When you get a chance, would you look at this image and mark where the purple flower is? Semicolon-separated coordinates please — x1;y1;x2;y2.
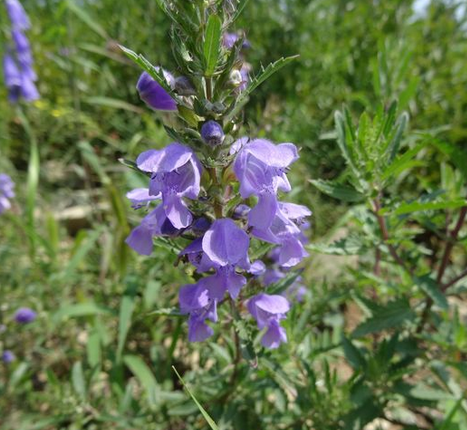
179;280;218;342
136;143;202;229
248;293;290;349
14;307;37;324
1;350;15;364
200;218;250;299
137;71;177;111
5;0;30;31
180;237;215;273
249;260;266;276
233;138;299;231
201;121;225;146
252;202;311;267
0;173;15;214
126;204;179;256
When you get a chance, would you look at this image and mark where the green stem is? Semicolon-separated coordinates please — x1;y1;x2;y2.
17;107;39;260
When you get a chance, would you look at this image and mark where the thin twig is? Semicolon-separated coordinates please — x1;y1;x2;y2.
442;267;467;292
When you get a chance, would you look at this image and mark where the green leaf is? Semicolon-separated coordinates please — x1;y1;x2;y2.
146;307;183;317
53;303;114;323
415;275;449;310
381;141;428;180
335;110;360;178
342;337;366;370
203;15;222;76
386;112;409;162
231;0;251;23
59;228;103;280
66;0;108;39
266;270;303;295
72;361;86;401
229;55;298;115
431;139;467;181
307;235;367;256
123;355;158;405
409;384;455;401
84;97;144;114
172;366;219;430
383;199;467;216
9;362;29;389
87;330;101;368
117;291;137;362
310;179;365;202
352;299;416;337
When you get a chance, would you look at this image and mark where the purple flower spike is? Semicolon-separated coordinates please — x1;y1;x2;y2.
233;139;299;231
5;0;30;31
248;293;290;349
137;71;177;111
136;143;202;229
14;307;37;324
0;173;15;214
1;350;15;364
201;121;225;146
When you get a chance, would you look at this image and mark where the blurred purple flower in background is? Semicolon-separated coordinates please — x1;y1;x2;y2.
6;0;30;31
14;307;37;324
1;350;15;364
137;70;177;111
3;0;39;102
0;174;15;214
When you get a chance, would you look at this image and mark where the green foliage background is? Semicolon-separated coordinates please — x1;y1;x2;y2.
1;0;467;429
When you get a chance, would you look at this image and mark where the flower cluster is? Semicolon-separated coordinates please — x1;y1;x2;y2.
3;0;39;102
122;2;310;349
0;174;15;215
126;135;310;348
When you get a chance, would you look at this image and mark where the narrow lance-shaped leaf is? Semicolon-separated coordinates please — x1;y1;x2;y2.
386;111;409;163
227;55;299;117
204;15;222;76
335;110;361;179
310;179;365;202
172;366;220;430
231;0;251;23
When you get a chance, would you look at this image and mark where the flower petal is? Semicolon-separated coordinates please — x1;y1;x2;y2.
202;219;249;267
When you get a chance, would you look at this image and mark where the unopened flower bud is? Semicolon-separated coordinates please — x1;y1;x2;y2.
229;69;243;87
137;70;177;111
174;76;196;96
201;121;225;146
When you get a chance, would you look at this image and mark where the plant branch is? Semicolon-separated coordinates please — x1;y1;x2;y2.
417;204;467;333
373;198;412;275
